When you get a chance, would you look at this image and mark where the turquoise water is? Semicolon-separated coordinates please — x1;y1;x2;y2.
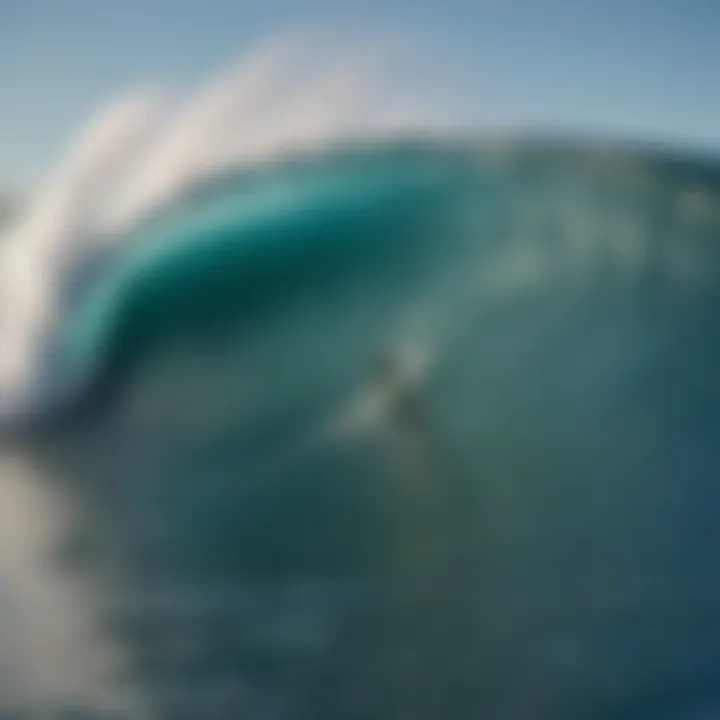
6;139;720;718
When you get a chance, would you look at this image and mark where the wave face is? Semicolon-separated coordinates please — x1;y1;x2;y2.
5;35;720;720
4;138;720;719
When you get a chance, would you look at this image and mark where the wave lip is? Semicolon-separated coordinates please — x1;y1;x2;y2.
0;32;453;424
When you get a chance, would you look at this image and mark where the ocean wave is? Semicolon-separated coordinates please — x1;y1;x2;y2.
0;30;453;424
5;29;720;719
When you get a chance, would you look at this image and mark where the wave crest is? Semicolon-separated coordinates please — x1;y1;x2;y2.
0;31;452;419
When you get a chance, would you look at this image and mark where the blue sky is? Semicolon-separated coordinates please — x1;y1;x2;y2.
1;0;719;190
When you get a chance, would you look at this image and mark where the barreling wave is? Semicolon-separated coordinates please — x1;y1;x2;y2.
14;137;720;434
0;30;457;428
5;30;720;720
6;28;720;438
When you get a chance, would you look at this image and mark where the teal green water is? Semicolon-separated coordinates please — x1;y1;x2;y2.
11;140;720;718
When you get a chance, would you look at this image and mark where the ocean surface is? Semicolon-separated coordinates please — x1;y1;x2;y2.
1;137;720;719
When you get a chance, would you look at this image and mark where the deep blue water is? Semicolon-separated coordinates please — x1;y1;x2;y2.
4;139;720;718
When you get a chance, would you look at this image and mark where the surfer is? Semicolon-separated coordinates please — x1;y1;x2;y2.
370;352;425;427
